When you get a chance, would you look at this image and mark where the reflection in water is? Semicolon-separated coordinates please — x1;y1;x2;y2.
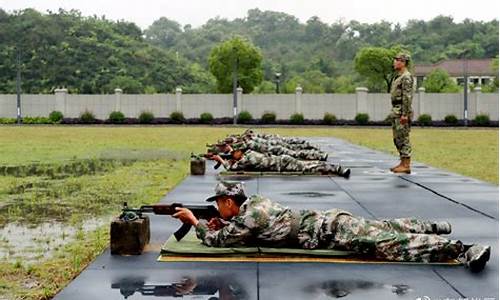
305;279;411;298
111;275;247;300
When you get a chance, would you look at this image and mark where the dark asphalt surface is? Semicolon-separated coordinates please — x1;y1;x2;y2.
55;137;498;300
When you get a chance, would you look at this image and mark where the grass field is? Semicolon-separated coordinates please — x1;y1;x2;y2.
0;126;497;299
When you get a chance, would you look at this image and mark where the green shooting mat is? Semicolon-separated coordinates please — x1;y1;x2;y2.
158;231;460;265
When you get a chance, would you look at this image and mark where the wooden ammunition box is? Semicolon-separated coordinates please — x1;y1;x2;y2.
190;158;206;175
110;216;150;255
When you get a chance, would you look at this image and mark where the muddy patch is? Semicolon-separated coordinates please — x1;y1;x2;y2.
0;217;109;264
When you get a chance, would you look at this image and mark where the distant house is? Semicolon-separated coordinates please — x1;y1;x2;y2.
414;58;496;88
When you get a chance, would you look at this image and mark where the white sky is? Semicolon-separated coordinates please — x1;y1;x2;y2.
0;0;499;29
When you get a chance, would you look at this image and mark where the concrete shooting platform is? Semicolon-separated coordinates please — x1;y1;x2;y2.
55;137;499;300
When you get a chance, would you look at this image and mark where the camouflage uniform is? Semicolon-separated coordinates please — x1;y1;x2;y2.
249;136;319;151
195;195;464;263
236;140;328;161
389;69;413;158
222;150;341;175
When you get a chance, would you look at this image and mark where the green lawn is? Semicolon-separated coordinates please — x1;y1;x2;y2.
0;126;497;299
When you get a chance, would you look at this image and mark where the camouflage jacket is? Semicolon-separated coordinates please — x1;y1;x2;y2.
195;195;351;248
222;150;277;171
390;70;414;116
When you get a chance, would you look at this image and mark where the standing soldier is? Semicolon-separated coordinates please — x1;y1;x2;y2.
389;53;414;174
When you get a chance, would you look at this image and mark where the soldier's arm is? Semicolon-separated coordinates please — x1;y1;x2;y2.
401;76;413;116
195;217;252;247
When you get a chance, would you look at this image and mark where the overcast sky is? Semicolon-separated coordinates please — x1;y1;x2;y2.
1;0;499;29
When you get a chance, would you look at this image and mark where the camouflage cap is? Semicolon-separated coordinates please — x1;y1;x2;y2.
394;53;411;62
243;129;255;136
205;181;247;202
224;137;238;144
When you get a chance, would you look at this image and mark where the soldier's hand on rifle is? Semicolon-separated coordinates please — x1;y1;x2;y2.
207;217;225;231
173;208;199;226
400;115;409;125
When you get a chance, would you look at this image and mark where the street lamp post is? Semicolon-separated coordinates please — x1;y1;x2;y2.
275;72;281;94
232;50;239;125
16;47;21;125
462;50;469;127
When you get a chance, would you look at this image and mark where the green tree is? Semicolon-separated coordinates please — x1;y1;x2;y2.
423;68;461;93
332;75;356;93
144;17;182;48
106;76;143;93
208;36;263;93
253;80;276;93
354;46;407;92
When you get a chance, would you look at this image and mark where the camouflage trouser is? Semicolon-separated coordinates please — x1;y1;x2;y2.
273;146;328;161
328;215;463;262
279;155;340;175
390;110;412;158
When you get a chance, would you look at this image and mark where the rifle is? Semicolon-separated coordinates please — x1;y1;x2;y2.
120;202;220;241
203;152;233;170
111;281;218;298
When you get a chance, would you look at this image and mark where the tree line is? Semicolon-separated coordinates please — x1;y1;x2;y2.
0;8;498;94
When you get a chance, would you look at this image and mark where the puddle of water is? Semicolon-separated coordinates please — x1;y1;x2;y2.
304;280;412;299
0;149;182;179
111;275;246;299
0;217;110;263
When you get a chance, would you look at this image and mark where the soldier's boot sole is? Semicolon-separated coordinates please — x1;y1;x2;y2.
392;168;411;174
467;246;491;273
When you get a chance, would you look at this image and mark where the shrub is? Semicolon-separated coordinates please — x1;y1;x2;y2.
237;111;253;124
261;112;276;124
108;111;125;124
474;114;490;126
79;110;96;124
355;113;369;125
0;118;16;124
444;114;458;125
138;111;154;124
49;111;64;123
417;114;432;126
323;113;337;125
170;111;185;123
290;113;304;125
200;112;214;124
22;116;51;124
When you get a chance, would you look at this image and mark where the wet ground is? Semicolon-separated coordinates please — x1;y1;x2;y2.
55;137;499;300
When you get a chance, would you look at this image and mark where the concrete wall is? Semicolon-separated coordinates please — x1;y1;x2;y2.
0;89;498;121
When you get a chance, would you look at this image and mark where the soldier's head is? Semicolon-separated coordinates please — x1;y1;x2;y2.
393;53;410;71
205;181;247;219
215;142;232;153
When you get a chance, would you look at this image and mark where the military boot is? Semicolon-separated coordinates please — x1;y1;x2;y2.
431;221;452;234
332;165;351;179
392;157;411;174
390;159;402;172
458;244;491;273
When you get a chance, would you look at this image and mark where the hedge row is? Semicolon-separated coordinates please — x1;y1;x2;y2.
0;111;496;127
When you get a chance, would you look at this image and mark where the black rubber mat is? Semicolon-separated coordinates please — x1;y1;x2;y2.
55;137;498;300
